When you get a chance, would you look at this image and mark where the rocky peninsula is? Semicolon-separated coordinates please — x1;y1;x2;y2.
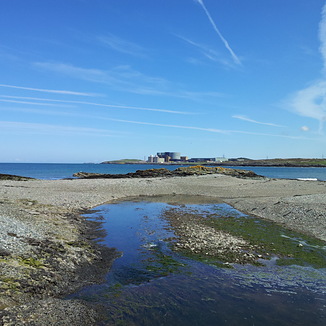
0;167;325;324
72;165;261;179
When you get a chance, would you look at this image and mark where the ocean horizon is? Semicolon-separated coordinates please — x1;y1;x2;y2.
1;162;326;181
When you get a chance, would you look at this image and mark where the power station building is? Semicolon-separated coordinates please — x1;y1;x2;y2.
147;151;228;163
157;152;181;162
147;155;165;163
147;152;181;163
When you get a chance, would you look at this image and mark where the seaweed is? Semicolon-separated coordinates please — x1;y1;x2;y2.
205;215;326;268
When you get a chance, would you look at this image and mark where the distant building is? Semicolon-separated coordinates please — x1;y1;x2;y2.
157;152;181;162
214;157;228;162
149;152;227;163
188;157;228;163
148;154;166;163
153;155;164;163
228;157;250;162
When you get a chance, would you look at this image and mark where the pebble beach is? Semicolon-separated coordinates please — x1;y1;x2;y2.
0;174;325;324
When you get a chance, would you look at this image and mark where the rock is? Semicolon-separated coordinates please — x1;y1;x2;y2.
73;166;263;179
0;174;35;181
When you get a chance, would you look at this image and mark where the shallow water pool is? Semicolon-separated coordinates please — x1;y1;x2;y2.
69;199;326;325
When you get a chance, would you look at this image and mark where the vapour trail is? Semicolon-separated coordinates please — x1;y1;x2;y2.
0;99;74;107
0;95;191;115
0;84;97;96
104;117;312;139
195;0;241;65
232;115;285;127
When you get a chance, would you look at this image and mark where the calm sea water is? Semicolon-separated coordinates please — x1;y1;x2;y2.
0;163;326;181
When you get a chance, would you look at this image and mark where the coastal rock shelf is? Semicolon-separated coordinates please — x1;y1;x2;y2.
73;165;262;179
0;173;35;181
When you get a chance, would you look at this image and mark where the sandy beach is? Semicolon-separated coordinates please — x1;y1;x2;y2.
1;174;325;238
1;174;325;324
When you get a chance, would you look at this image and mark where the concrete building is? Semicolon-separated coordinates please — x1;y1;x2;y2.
157;152;181;162
149;152;227;163
214;157;228;162
189;157;228;163
148;154;167;163
153;155;164;163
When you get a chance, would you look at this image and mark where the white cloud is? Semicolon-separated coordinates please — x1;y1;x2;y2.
33;62;173;95
232;115;285;127
194;0;241;65
301;126;310;132
98;34;147;57
0;83;97;96
0;120;122;137
319;3;326;70
287;3;326;133
33;61;223;100
34;62;110;84
288;80;326;132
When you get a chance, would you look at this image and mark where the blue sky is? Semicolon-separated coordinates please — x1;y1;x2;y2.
1;0;326;163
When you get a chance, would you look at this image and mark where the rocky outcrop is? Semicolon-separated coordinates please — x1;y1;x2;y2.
174;166;260;178
73;165;262;179
0;174;35;181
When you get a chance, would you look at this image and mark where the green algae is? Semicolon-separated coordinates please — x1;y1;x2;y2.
143;247;187;276
204;214;326;268
0;277;20;291
178;252;235;269
19;257;45;269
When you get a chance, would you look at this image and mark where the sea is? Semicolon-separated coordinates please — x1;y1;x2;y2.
0;163;326;181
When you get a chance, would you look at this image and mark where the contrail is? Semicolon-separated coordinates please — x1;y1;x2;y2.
0;95;191;115
0;84;97;96
195;0;241;65
232;115;285;127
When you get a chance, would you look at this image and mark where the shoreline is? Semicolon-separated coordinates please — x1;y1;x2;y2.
1;174;325;324
101;162;326;168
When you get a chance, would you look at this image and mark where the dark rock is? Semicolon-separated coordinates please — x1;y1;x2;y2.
0;248;11;257
73;166;263;179
0;173;36;181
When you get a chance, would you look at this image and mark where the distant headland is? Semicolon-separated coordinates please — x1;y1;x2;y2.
101;157;326;167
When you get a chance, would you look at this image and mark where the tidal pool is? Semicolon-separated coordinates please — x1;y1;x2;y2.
70;198;326;325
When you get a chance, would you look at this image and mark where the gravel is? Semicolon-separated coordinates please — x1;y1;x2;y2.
0;175;325;324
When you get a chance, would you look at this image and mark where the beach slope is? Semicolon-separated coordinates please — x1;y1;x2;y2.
0;174;325;324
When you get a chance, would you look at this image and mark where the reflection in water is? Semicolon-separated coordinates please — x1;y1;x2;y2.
70;200;326;325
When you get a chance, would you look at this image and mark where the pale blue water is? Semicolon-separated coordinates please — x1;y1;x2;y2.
1;163;326;180
69;200;326;325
